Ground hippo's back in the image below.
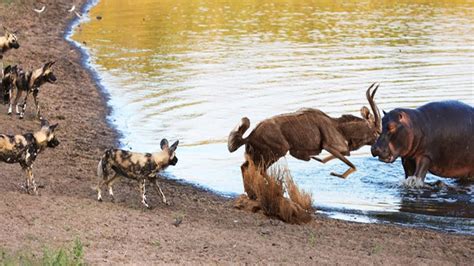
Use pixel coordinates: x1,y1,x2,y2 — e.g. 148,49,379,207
416,101,474,178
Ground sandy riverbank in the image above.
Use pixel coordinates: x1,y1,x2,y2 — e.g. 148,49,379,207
0,1,472,264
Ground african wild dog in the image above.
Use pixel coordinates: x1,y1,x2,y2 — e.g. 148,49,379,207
7,61,57,119
0,65,17,104
0,120,59,194
96,139,179,208
0,27,20,62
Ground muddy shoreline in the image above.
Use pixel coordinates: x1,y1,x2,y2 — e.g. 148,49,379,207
0,0,472,264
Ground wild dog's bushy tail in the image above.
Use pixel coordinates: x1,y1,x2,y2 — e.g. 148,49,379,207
97,148,113,180
228,117,250,152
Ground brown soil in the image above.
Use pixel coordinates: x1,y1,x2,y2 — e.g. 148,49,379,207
0,1,473,264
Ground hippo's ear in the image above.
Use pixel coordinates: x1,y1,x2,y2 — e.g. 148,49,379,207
398,111,409,124
160,139,169,150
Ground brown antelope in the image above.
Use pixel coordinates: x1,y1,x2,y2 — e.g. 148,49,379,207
228,84,381,198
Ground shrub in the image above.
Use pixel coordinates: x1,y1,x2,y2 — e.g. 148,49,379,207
239,160,314,224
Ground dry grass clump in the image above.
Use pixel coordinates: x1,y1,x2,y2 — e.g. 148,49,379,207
236,160,314,224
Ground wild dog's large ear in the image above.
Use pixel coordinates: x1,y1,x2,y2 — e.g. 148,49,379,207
169,140,179,152
4,65,11,73
49,123,58,131
3,26,9,36
40,119,49,127
160,139,169,150
383,110,387,116
42,61,54,72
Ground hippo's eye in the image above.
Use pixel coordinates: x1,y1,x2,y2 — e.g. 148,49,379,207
388,124,397,133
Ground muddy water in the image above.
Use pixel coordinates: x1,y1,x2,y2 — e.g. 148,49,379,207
72,0,474,234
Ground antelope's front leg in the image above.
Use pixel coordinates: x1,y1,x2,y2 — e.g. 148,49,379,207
323,145,356,179
312,155,336,164
139,179,149,208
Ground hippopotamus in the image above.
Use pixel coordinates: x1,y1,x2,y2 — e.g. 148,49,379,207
371,100,474,187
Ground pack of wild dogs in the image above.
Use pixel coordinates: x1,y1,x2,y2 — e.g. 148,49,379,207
0,27,473,214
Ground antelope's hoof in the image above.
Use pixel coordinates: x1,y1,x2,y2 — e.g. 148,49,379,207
330,172,346,179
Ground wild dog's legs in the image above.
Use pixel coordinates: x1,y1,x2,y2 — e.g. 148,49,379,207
323,145,356,179
139,179,149,208
153,179,168,205
96,176,108,202
23,166,37,195
312,155,336,164
104,174,120,202
7,86,13,115
19,91,30,119
33,91,42,119
8,86,20,115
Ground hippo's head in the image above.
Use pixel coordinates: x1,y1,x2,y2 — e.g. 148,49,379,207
371,109,415,163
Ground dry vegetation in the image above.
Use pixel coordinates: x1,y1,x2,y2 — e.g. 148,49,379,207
235,160,314,224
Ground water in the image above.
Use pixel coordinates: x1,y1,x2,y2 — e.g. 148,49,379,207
71,0,474,234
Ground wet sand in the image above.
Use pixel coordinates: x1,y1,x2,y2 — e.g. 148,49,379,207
0,1,472,264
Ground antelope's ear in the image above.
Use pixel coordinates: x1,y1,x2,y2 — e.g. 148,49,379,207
160,139,169,150
360,106,370,120
169,140,179,152
50,123,58,131
40,119,49,127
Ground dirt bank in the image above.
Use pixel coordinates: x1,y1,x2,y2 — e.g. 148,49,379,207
0,1,472,264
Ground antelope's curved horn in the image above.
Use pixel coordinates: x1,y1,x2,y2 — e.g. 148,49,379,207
366,83,382,134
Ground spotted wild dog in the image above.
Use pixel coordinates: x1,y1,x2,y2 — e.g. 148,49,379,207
96,139,179,208
7,61,57,119
0,65,17,104
0,26,20,67
0,120,59,195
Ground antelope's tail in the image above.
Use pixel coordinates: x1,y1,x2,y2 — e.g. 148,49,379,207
228,117,250,152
